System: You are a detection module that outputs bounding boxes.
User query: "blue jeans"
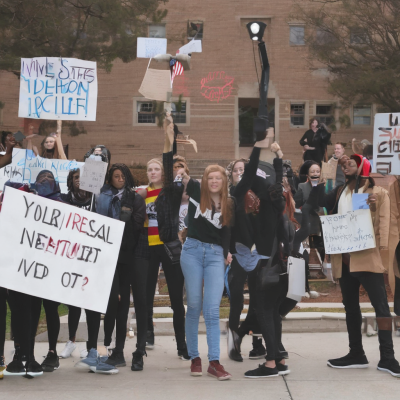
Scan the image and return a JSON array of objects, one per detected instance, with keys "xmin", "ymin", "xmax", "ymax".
[{"xmin": 180, "ymin": 238, "xmax": 225, "ymax": 361}]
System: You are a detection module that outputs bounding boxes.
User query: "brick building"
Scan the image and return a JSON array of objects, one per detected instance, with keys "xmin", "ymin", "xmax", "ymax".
[{"xmin": 0, "ymin": 0, "xmax": 376, "ymax": 173}]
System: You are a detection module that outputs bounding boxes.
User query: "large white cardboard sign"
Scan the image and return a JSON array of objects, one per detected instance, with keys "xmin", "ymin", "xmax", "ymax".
[
  {"xmin": 137, "ymin": 37, "xmax": 167, "ymax": 58},
  {"xmin": 19, "ymin": 57, "xmax": 98, "ymax": 121},
  {"xmin": 320, "ymin": 209, "xmax": 376, "ymax": 255},
  {"xmin": 0, "ymin": 149, "xmax": 84, "ymax": 194},
  {"xmin": 0, "ymin": 188, "xmax": 124, "ymax": 313},
  {"xmin": 373, "ymin": 112, "xmax": 400, "ymax": 175}
]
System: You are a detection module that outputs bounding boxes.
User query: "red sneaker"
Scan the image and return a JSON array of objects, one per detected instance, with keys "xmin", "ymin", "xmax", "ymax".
[
  {"xmin": 207, "ymin": 360, "xmax": 232, "ymax": 381},
  {"xmin": 191, "ymin": 357, "xmax": 202, "ymax": 376}
]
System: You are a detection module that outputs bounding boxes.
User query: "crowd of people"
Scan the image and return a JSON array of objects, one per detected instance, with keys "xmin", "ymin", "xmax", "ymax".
[{"xmin": 0, "ymin": 114, "xmax": 399, "ymax": 381}]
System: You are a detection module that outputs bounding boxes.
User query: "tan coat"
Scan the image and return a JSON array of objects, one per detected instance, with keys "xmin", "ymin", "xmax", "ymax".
[
  {"xmin": 331, "ymin": 183, "xmax": 390, "ymax": 279},
  {"xmin": 370, "ymin": 173, "xmax": 400, "ymax": 295}
]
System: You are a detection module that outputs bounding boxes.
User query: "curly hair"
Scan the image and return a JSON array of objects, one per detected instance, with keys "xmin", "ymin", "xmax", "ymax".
[
  {"xmin": 66, "ymin": 168, "xmax": 80, "ymax": 192},
  {"xmin": 107, "ymin": 163, "xmax": 137, "ymax": 189}
]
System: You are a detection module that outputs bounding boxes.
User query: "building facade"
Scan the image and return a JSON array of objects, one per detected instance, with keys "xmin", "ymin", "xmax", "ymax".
[{"xmin": 0, "ymin": 0, "xmax": 376, "ymax": 170}]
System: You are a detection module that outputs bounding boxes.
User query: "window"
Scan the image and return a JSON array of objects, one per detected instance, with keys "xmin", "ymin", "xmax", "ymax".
[
  {"xmin": 353, "ymin": 105, "xmax": 371, "ymax": 125},
  {"xmin": 350, "ymin": 29, "xmax": 368, "ymax": 44},
  {"xmin": 316, "ymin": 28, "xmax": 336, "ymax": 45},
  {"xmin": 188, "ymin": 20, "xmax": 203, "ymax": 40},
  {"xmin": 291, "ymin": 103, "xmax": 305, "ymax": 126},
  {"xmin": 148, "ymin": 24, "xmax": 166, "ymax": 38},
  {"xmin": 137, "ymin": 102, "xmax": 156, "ymax": 124},
  {"xmin": 290, "ymin": 26, "xmax": 305, "ymax": 45},
  {"xmin": 171, "ymin": 101, "xmax": 187, "ymax": 124},
  {"xmin": 316, "ymin": 104, "xmax": 334, "ymax": 126}
]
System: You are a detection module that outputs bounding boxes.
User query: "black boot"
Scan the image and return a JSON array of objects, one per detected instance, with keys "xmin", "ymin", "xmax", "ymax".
[
  {"xmin": 131, "ymin": 350, "xmax": 146, "ymax": 371},
  {"xmin": 227, "ymin": 327, "xmax": 243, "ymax": 362}
]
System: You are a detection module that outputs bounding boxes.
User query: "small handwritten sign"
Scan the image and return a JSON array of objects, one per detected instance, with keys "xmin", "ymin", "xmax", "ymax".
[
  {"xmin": 80, "ymin": 158, "xmax": 108, "ymax": 195},
  {"xmin": 2, "ymin": 149, "xmax": 84, "ymax": 193},
  {"xmin": 137, "ymin": 37, "xmax": 167, "ymax": 58},
  {"xmin": 320, "ymin": 209, "xmax": 376, "ymax": 254},
  {"xmin": 0, "ymin": 188, "xmax": 124, "ymax": 313},
  {"xmin": 19, "ymin": 57, "xmax": 98, "ymax": 121}
]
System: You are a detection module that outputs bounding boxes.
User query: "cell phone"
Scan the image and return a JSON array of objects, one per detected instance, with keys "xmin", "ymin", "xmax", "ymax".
[{"xmin": 13, "ymin": 131, "xmax": 26, "ymax": 142}]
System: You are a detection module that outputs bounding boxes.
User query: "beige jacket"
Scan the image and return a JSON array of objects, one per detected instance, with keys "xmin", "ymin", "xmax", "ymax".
[
  {"xmin": 370, "ymin": 174, "xmax": 400, "ymax": 295},
  {"xmin": 331, "ymin": 182, "xmax": 390, "ymax": 279}
]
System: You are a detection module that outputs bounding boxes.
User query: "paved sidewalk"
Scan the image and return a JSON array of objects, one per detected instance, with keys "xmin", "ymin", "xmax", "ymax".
[{"xmin": 2, "ymin": 332, "xmax": 400, "ymax": 399}]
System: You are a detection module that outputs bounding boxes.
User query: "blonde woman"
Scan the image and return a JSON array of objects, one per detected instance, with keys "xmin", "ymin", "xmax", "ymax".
[
  {"xmin": 138, "ymin": 158, "xmax": 188, "ymax": 359},
  {"xmin": 180, "ymin": 165, "xmax": 234, "ymax": 380}
]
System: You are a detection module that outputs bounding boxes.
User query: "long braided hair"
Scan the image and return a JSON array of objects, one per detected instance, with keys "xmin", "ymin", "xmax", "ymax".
[{"xmin": 107, "ymin": 163, "xmax": 137, "ymax": 189}]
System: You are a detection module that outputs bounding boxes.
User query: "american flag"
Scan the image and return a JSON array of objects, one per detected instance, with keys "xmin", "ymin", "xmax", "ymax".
[{"xmin": 170, "ymin": 59, "xmax": 184, "ymax": 85}]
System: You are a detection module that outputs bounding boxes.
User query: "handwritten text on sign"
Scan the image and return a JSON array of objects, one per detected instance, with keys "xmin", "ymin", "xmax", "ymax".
[
  {"xmin": 3, "ymin": 149, "xmax": 84, "ymax": 193},
  {"xmin": 320, "ymin": 209, "xmax": 376, "ymax": 254},
  {"xmin": 0, "ymin": 188, "xmax": 124, "ymax": 313},
  {"xmin": 373, "ymin": 112, "xmax": 400, "ymax": 175},
  {"xmin": 19, "ymin": 57, "xmax": 98, "ymax": 121},
  {"xmin": 79, "ymin": 158, "xmax": 108, "ymax": 195}
]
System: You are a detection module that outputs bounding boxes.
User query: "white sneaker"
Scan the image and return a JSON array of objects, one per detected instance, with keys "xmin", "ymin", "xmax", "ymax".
[
  {"xmin": 60, "ymin": 341, "xmax": 77, "ymax": 358},
  {"xmin": 366, "ymin": 325, "xmax": 377, "ymax": 337},
  {"xmin": 80, "ymin": 348, "xmax": 88, "ymax": 358}
]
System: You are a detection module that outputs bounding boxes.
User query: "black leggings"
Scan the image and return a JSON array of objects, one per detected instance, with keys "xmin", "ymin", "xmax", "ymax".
[
  {"xmin": 104, "ymin": 259, "xmax": 148, "ymax": 353},
  {"xmin": 43, "ymin": 299, "xmax": 60, "ymax": 352},
  {"xmin": 146, "ymin": 244, "xmax": 186, "ymax": 349},
  {"xmin": 255, "ymin": 260, "xmax": 288, "ymax": 361},
  {"xmin": 7, "ymin": 290, "xmax": 41, "ymax": 359},
  {"xmin": 340, "ymin": 263, "xmax": 394, "ymax": 361},
  {"xmin": 67, "ymin": 305, "xmax": 101, "ymax": 351},
  {"xmin": 0, "ymin": 287, "xmax": 7, "ymax": 357}
]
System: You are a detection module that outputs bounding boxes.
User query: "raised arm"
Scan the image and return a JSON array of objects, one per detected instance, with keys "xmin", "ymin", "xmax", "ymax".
[
  {"xmin": 0, "ymin": 135, "xmax": 16, "ymax": 168},
  {"xmin": 55, "ymin": 120, "xmax": 67, "ymax": 160}
]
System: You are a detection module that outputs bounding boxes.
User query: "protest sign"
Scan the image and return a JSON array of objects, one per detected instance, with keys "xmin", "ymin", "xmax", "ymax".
[
  {"xmin": 352, "ymin": 193, "xmax": 369, "ymax": 210},
  {"xmin": 80, "ymin": 158, "xmax": 108, "ymax": 195},
  {"xmin": 0, "ymin": 188, "xmax": 124, "ymax": 313},
  {"xmin": 178, "ymin": 39, "xmax": 202, "ymax": 55},
  {"xmin": 19, "ymin": 57, "xmax": 98, "ymax": 121},
  {"xmin": 321, "ymin": 161, "xmax": 336, "ymax": 180},
  {"xmin": 139, "ymin": 68, "xmax": 171, "ymax": 102},
  {"xmin": 137, "ymin": 38, "xmax": 167, "ymax": 58},
  {"xmin": 320, "ymin": 209, "xmax": 376, "ymax": 254},
  {"xmin": 0, "ymin": 149, "xmax": 83, "ymax": 193},
  {"xmin": 373, "ymin": 112, "xmax": 400, "ymax": 175}
]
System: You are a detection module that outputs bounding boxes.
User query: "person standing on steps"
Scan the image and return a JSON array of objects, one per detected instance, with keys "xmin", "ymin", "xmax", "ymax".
[
  {"xmin": 318, "ymin": 155, "xmax": 400, "ymax": 377},
  {"xmin": 299, "ymin": 118, "xmax": 331, "ymax": 165},
  {"xmin": 138, "ymin": 116, "xmax": 187, "ymax": 360},
  {"xmin": 180, "ymin": 164, "xmax": 234, "ymax": 381}
]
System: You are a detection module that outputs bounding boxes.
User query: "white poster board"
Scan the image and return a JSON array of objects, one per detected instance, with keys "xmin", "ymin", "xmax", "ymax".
[
  {"xmin": 320, "ymin": 209, "xmax": 376, "ymax": 254},
  {"xmin": 373, "ymin": 112, "xmax": 400, "ymax": 175},
  {"xmin": 0, "ymin": 149, "xmax": 84, "ymax": 193},
  {"xmin": 79, "ymin": 158, "xmax": 108, "ymax": 195},
  {"xmin": 178, "ymin": 39, "xmax": 202, "ymax": 55},
  {"xmin": 287, "ymin": 256, "xmax": 306, "ymax": 302},
  {"xmin": 0, "ymin": 188, "xmax": 124, "ymax": 313},
  {"xmin": 19, "ymin": 57, "xmax": 98, "ymax": 121},
  {"xmin": 137, "ymin": 37, "xmax": 167, "ymax": 58}
]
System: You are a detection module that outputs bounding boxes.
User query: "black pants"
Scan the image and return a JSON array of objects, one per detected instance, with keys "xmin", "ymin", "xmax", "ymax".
[
  {"xmin": 255, "ymin": 260, "xmax": 288, "ymax": 361},
  {"xmin": 104, "ymin": 263, "xmax": 131, "ymax": 351},
  {"xmin": 0, "ymin": 287, "xmax": 7, "ymax": 357},
  {"xmin": 42, "ymin": 299, "xmax": 60, "ymax": 352},
  {"xmin": 146, "ymin": 244, "xmax": 186, "ymax": 349},
  {"xmin": 395, "ymin": 276, "xmax": 400, "ymax": 317},
  {"xmin": 104, "ymin": 259, "xmax": 148, "ymax": 353},
  {"xmin": 339, "ymin": 263, "xmax": 394, "ymax": 361},
  {"xmin": 67, "ymin": 305, "xmax": 101, "ymax": 351},
  {"xmin": 7, "ymin": 290, "xmax": 41, "ymax": 359}
]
